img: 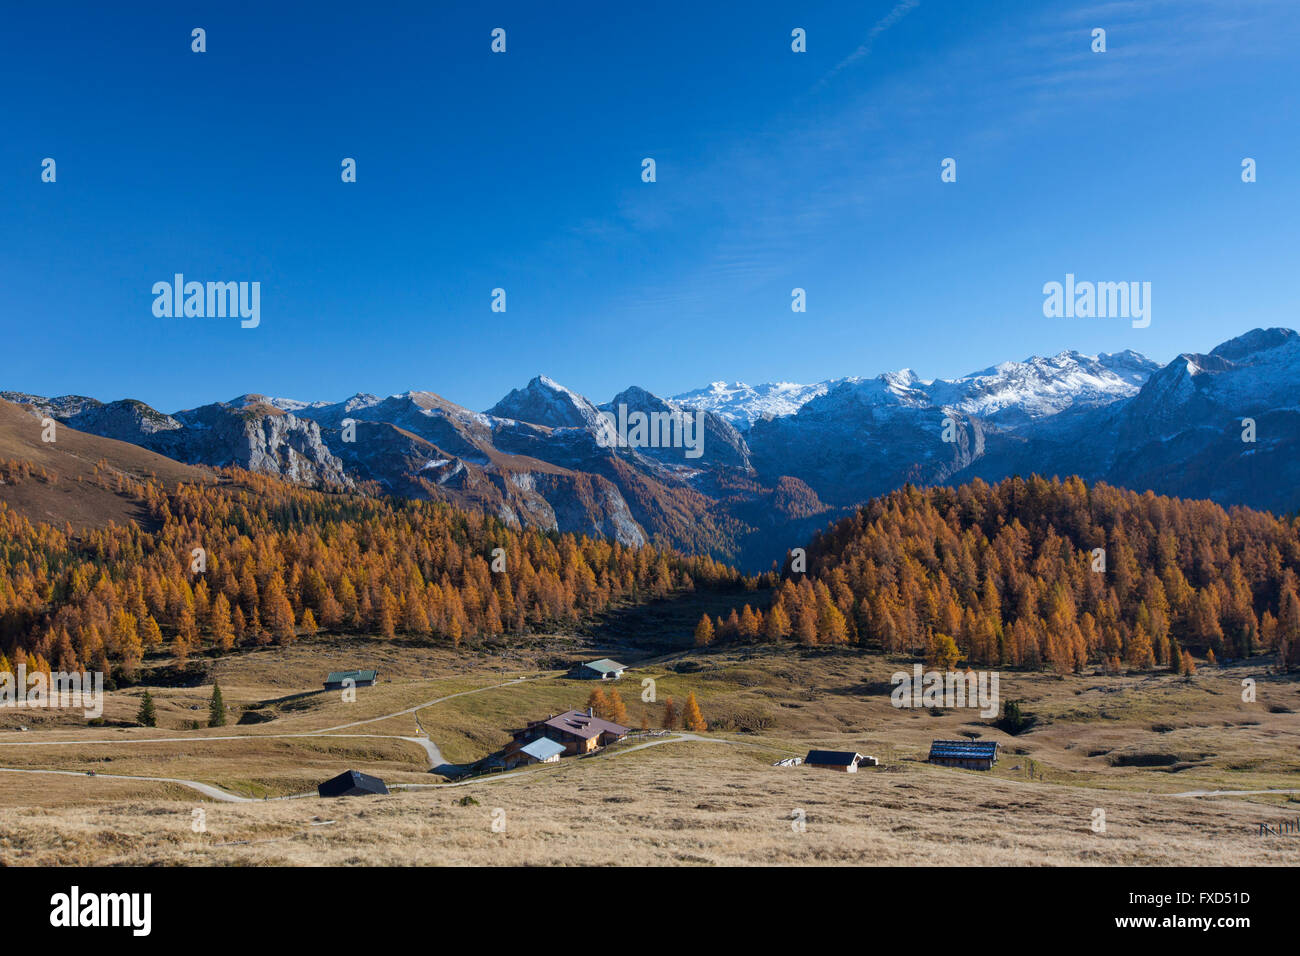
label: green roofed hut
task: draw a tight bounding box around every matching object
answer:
[324,669,378,690]
[568,658,627,680]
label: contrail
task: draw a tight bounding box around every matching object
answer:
[821,0,921,83]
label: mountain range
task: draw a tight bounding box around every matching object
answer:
[4,327,1296,570]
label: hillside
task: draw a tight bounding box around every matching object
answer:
[0,460,745,680]
[0,398,211,530]
[761,476,1300,673]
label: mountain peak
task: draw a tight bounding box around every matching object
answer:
[531,374,568,391]
[487,375,603,429]
[1209,327,1298,364]
[606,385,667,409]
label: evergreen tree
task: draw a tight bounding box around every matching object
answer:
[138,689,157,728]
[208,682,227,727]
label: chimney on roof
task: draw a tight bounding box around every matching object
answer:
[588,706,594,717]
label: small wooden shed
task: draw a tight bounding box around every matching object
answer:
[317,769,389,798]
[928,740,999,770]
[509,737,566,768]
[324,669,378,690]
[569,659,627,680]
[804,750,876,772]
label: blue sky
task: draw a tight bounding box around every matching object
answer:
[2,0,1297,412]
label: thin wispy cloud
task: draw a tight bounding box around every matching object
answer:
[820,0,921,85]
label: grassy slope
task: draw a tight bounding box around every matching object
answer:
[0,587,1297,864]
[0,398,211,529]
[1,742,1298,866]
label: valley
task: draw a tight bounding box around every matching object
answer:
[2,329,1299,868]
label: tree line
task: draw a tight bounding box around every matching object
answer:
[0,465,745,680]
[697,475,1300,674]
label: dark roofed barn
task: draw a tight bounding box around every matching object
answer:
[317,769,390,798]
[804,750,877,772]
[928,740,999,770]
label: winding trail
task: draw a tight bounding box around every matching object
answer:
[0,766,265,803]
[315,678,530,733]
[607,732,775,758]
[0,671,762,801]
[0,677,532,799]
[1172,788,1300,797]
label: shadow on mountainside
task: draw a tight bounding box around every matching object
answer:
[576,587,774,660]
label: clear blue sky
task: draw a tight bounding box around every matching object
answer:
[2,1,1297,412]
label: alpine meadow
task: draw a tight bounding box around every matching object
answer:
[1,1,1297,934]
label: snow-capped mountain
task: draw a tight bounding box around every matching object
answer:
[673,349,1160,431]
[923,350,1159,425]
[671,380,837,430]
[488,375,608,432]
[5,328,1296,569]
[964,328,1300,512]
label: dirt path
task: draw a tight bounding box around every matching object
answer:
[314,678,531,733]
[1173,788,1300,797]
[0,676,531,773]
[0,766,268,803]
[0,667,756,799]
[608,732,768,757]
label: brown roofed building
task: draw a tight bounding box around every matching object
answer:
[505,707,630,759]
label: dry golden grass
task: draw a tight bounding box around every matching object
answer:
[1,611,1298,865]
[2,743,1298,866]
[0,398,212,530]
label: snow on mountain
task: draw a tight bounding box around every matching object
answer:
[598,385,752,471]
[925,350,1161,424]
[674,350,1159,431]
[487,375,607,431]
[671,380,837,429]
[231,394,330,414]
[1124,328,1300,422]
[1208,327,1298,364]
[11,328,1297,565]
[805,374,933,418]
